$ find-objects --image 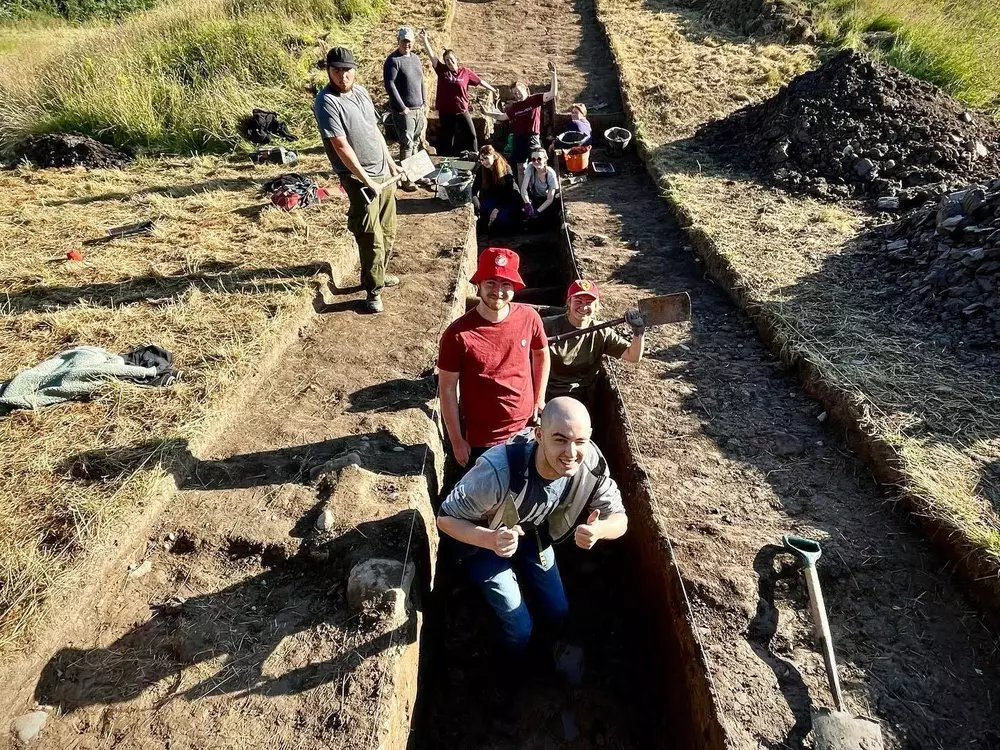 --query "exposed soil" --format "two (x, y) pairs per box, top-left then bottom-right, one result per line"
(16, 133), (132, 169)
(678, 0), (815, 43)
(698, 50), (1000, 203)
(15, 192), (474, 749)
(863, 179), (1000, 348)
(561, 145), (1000, 748)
